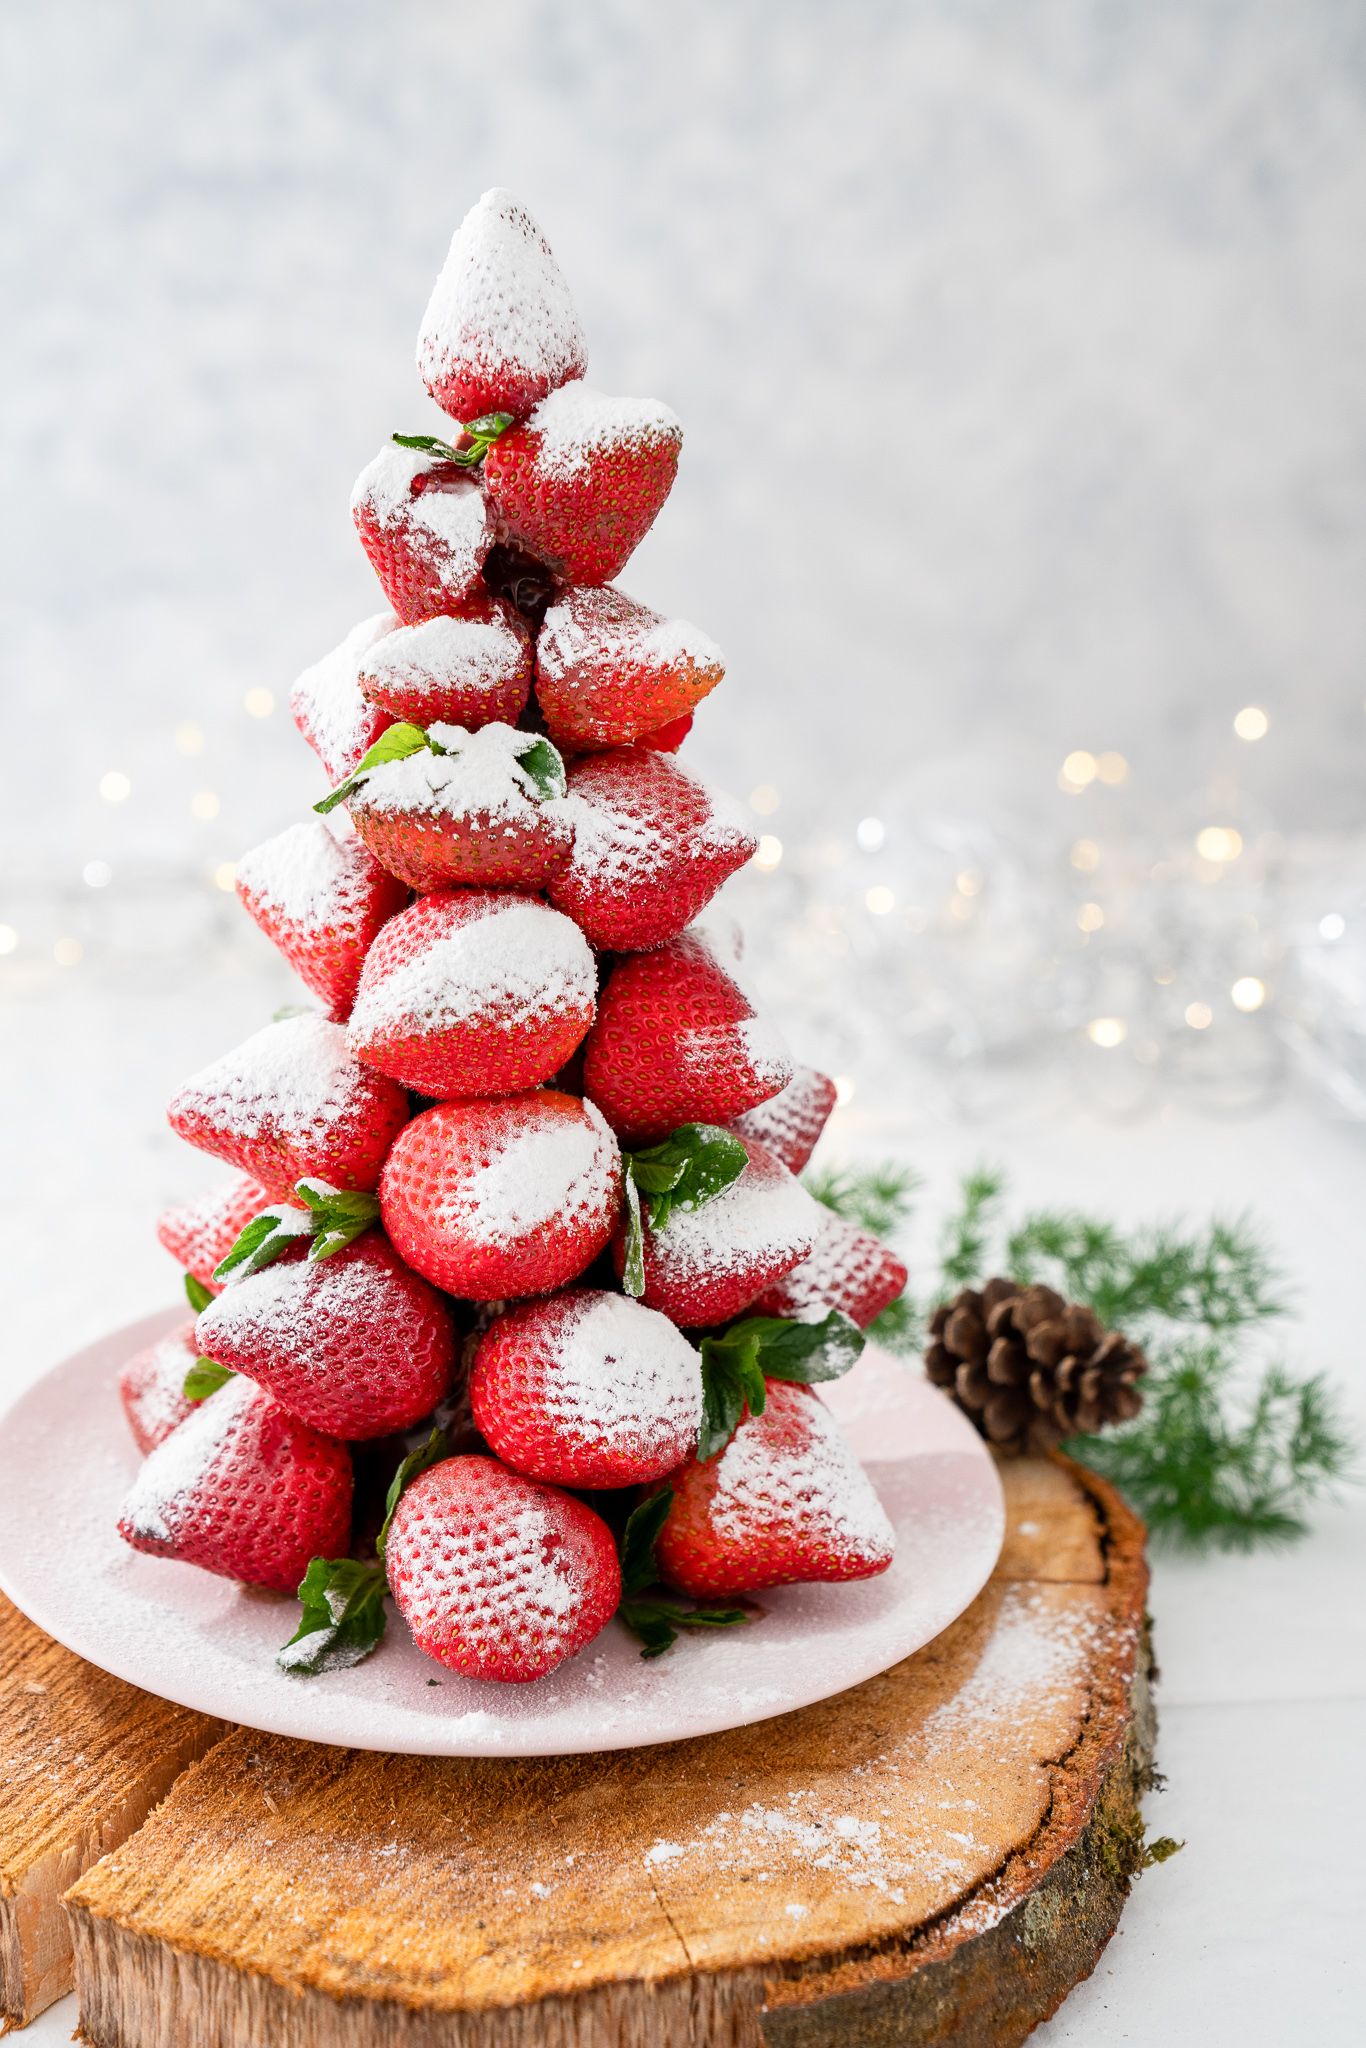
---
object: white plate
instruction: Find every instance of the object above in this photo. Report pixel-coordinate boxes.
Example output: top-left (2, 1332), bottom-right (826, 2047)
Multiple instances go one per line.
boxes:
top-left (0, 1309), bottom-right (1004, 1756)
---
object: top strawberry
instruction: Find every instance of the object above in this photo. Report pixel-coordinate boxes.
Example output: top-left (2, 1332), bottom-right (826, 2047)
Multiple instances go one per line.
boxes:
top-left (417, 189), bottom-right (587, 423)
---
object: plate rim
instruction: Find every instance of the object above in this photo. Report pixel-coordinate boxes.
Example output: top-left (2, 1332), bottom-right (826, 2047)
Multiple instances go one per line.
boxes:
top-left (0, 1308), bottom-right (1005, 1757)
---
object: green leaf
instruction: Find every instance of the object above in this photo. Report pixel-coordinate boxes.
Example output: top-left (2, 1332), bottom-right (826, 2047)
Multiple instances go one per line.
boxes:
top-left (183, 1358), bottom-right (234, 1401)
top-left (695, 1311), bottom-right (863, 1460)
top-left (621, 1171), bottom-right (646, 1299)
top-left (314, 722), bottom-right (430, 814)
top-left (464, 412), bottom-right (513, 441)
top-left (183, 1272), bottom-right (214, 1315)
top-left (624, 1124), bottom-right (748, 1235)
top-left (391, 431), bottom-right (462, 460)
top-left (211, 1205), bottom-right (308, 1284)
top-left (277, 1557), bottom-right (387, 1675)
top-left (293, 1179), bottom-right (381, 1263)
top-left (376, 1426), bottom-right (448, 1563)
top-left (618, 1598), bottom-right (751, 1660)
top-left (619, 1488), bottom-right (674, 1598)
top-left (514, 735), bottom-right (567, 803)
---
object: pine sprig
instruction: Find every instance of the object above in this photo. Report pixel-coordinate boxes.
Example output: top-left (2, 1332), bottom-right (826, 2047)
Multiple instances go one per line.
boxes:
top-left (813, 1153), bottom-right (1353, 1552)
top-left (1071, 1341), bottom-right (1354, 1550)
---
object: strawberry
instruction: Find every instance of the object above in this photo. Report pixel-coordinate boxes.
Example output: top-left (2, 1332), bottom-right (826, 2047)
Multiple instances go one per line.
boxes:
top-left (355, 602), bottom-right (532, 731)
top-left (731, 1064), bottom-right (838, 1175)
top-left (483, 383), bottom-right (682, 587)
top-left (234, 819), bottom-right (409, 1019)
top-left (655, 1381), bottom-right (895, 1597)
top-left (638, 711), bottom-right (694, 753)
top-left (194, 1233), bottom-right (455, 1440)
top-left (548, 746), bottom-right (755, 951)
top-left (753, 1207), bottom-right (909, 1328)
top-left (384, 1454), bottom-right (620, 1682)
top-left (535, 586), bottom-right (724, 753)
top-left (380, 1090), bottom-right (620, 1300)
top-left (167, 1013), bottom-right (409, 1199)
top-left (319, 721), bottom-right (573, 894)
top-left (352, 443), bottom-right (491, 624)
top-left (582, 928), bottom-right (792, 1145)
top-left (347, 890), bottom-right (596, 1099)
top-left (291, 613), bottom-right (397, 782)
top-left (157, 1172), bottom-right (272, 1292)
top-left (118, 1323), bottom-right (198, 1453)
top-left (117, 1372), bottom-right (352, 1594)
top-left (470, 1289), bottom-right (702, 1489)
top-left (612, 1134), bottom-right (815, 1326)
top-left (416, 188), bottom-right (587, 424)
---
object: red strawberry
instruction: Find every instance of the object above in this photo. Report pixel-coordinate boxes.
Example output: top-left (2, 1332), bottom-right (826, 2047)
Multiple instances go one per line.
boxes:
top-left (483, 384), bottom-right (682, 587)
top-left (119, 1323), bottom-right (198, 1453)
top-left (347, 890), bottom-right (595, 1099)
top-left (385, 1454), bottom-right (619, 1682)
top-left (416, 188), bottom-right (587, 423)
top-left (352, 443), bottom-right (491, 624)
top-left (655, 1381), bottom-right (895, 1597)
top-left (548, 746), bottom-right (755, 951)
top-left (470, 1289), bottom-right (702, 1488)
top-left (752, 1207), bottom-right (909, 1328)
top-left (731, 1065), bottom-right (838, 1176)
top-left (355, 602), bottom-right (532, 730)
top-left (117, 1372), bottom-right (352, 1594)
top-left (582, 928), bottom-right (792, 1145)
top-left (157, 1172), bottom-right (272, 1292)
top-left (535, 587), bottom-right (723, 752)
top-left (194, 1234), bottom-right (455, 1440)
top-left (613, 1134), bottom-right (814, 1326)
top-left (234, 820), bottom-right (409, 1019)
top-left (339, 722), bottom-right (573, 893)
top-left (638, 711), bottom-right (694, 753)
top-left (291, 613), bottom-right (397, 782)
top-left (380, 1091), bottom-right (619, 1300)
top-left (167, 1014), bottom-right (409, 1199)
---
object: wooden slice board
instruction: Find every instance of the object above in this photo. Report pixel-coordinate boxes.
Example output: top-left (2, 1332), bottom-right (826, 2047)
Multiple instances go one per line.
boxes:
top-left (3, 1453), bottom-right (1153, 2046)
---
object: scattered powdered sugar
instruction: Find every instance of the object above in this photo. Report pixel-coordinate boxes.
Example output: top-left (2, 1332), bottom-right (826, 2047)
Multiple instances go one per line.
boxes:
top-left (416, 188), bottom-right (586, 413)
top-left (351, 445), bottom-right (490, 594)
top-left (732, 1065), bottom-right (836, 1173)
top-left (348, 899), bottom-right (594, 1040)
top-left (463, 1099), bottom-right (616, 1248)
top-left (234, 818), bottom-right (373, 926)
top-left (120, 1329), bottom-right (197, 1451)
top-left (557, 787), bottom-right (667, 889)
top-left (175, 1015), bottom-right (373, 1141)
top-left (557, 758), bottom-right (750, 892)
top-left (648, 1150), bottom-right (813, 1284)
top-left (544, 1293), bottom-right (702, 1449)
top-left (290, 612), bottom-right (396, 779)
top-left (356, 721), bottom-right (568, 824)
top-left (709, 1390), bottom-right (895, 1565)
top-left (120, 1371), bottom-right (246, 1542)
top-left (360, 614), bottom-right (526, 696)
top-left (538, 586), bottom-right (722, 680)
top-left (522, 381), bottom-right (681, 481)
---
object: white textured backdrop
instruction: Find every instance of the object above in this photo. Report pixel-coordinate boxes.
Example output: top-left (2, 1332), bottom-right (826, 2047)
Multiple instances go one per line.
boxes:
top-left (2, 0), bottom-right (1365, 883)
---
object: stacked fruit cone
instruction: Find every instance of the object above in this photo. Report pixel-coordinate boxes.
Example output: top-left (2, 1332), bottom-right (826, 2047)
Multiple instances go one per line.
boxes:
top-left (115, 191), bottom-right (910, 1685)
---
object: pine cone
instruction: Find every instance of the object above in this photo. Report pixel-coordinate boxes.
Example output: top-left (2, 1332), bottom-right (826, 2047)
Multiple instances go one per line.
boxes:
top-left (925, 1277), bottom-right (1146, 1455)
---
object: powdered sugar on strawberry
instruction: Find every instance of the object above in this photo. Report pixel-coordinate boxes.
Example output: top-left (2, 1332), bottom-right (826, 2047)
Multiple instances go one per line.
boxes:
top-left (358, 614), bottom-right (528, 718)
top-left (709, 1392), bottom-right (896, 1568)
top-left (464, 1098), bottom-right (617, 1248)
top-left (539, 586), bottom-right (721, 681)
top-left (120, 1370), bottom-right (244, 1543)
top-left (355, 722), bottom-right (568, 825)
top-left (417, 188), bottom-right (587, 420)
top-left (176, 1015), bottom-right (376, 1142)
top-left (349, 898), bottom-right (594, 1041)
top-left (540, 1293), bottom-right (702, 1456)
top-left (522, 382), bottom-right (681, 481)
top-left (646, 1148), bottom-right (815, 1287)
top-left (351, 445), bottom-right (490, 598)
top-left (234, 818), bottom-right (381, 927)
top-left (290, 613), bottom-right (396, 781)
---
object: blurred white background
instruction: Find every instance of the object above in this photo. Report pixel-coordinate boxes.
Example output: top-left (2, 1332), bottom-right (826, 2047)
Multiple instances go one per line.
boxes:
top-left (2, 5), bottom-right (1363, 2043)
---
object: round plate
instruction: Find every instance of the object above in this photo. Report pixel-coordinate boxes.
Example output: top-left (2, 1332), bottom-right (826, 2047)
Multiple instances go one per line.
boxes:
top-left (0, 1309), bottom-right (1004, 1756)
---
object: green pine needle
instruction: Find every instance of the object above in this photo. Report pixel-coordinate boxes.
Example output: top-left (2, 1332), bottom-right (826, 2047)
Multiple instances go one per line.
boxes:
top-left (810, 1151), bottom-right (1353, 1554)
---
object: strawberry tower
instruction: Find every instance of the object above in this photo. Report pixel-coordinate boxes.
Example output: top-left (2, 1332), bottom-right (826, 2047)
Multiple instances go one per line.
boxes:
top-left (118, 190), bottom-right (911, 1683)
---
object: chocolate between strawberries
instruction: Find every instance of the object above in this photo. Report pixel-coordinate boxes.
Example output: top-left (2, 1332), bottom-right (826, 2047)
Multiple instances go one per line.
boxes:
top-left (122, 188), bottom-right (911, 1687)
